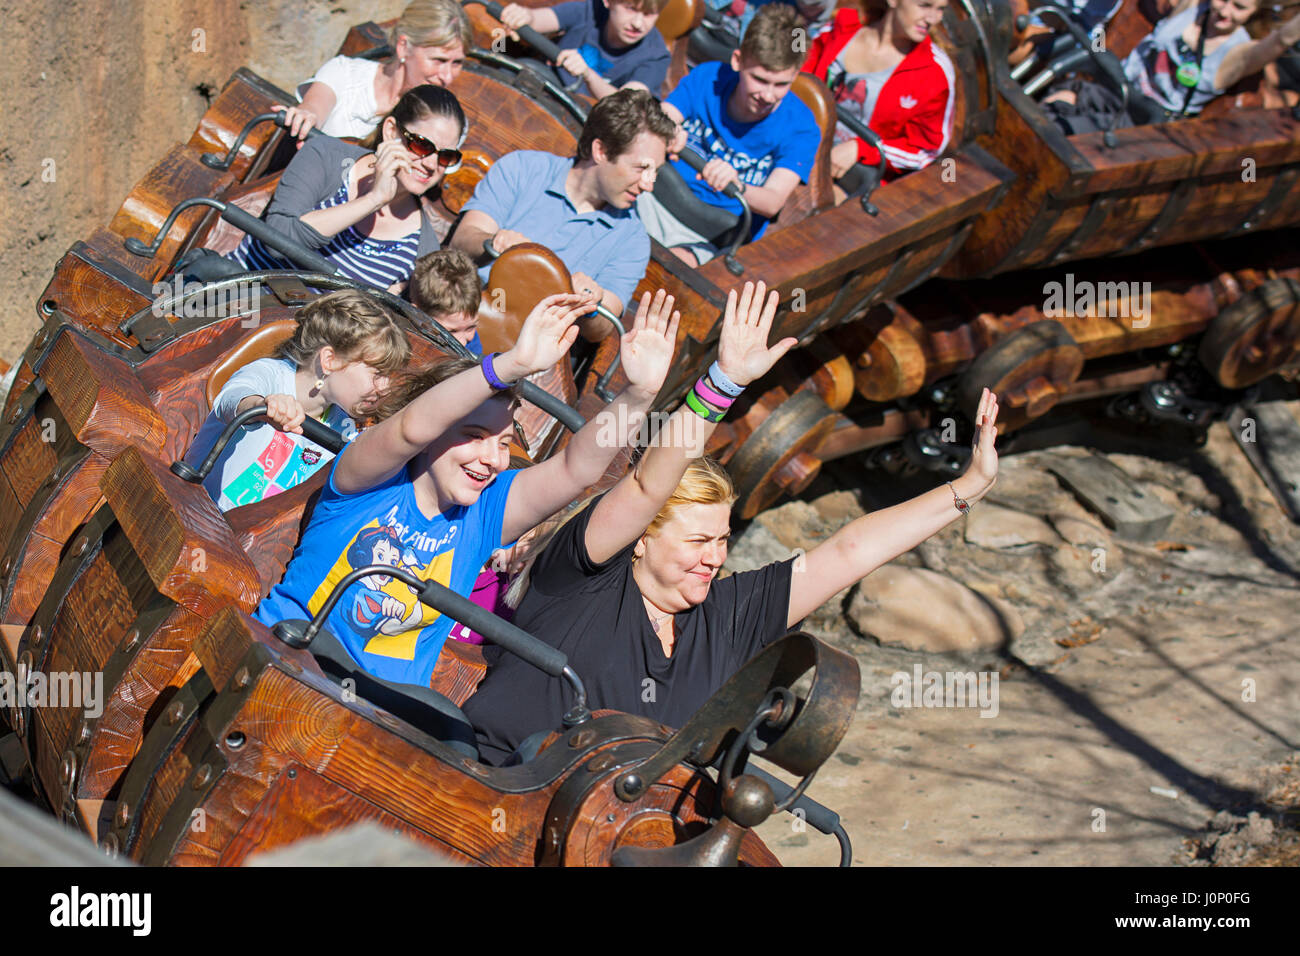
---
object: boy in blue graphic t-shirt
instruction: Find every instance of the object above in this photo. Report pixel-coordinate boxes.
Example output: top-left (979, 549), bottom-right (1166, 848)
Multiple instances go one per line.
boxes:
top-left (499, 0), bottom-right (672, 99)
top-left (638, 3), bottom-right (819, 266)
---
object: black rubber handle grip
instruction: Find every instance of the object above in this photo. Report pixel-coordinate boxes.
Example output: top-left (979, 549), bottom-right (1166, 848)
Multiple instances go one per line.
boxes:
top-left (676, 145), bottom-right (743, 200)
top-left (480, 0), bottom-right (565, 61)
top-left (417, 577), bottom-right (568, 676)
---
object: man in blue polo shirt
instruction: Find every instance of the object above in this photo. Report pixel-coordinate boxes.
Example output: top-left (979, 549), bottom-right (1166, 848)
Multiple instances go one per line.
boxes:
top-left (639, 3), bottom-right (819, 266)
top-left (451, 88), bottom-right (676, 340)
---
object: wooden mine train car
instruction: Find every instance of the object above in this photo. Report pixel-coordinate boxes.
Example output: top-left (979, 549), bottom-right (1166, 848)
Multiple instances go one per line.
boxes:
top-left (2, 0), bottom-right (1299, 863)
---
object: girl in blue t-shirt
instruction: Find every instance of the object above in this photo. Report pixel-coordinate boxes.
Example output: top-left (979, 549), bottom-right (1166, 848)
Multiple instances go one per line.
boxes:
top-left (255, 287), bottom-right (682, 687)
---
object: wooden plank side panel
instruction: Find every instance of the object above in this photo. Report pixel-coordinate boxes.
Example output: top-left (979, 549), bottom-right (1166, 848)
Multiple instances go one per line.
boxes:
top-left (227, 670), bottom-right (554, 865)
top-left (704, 152), bottom-right (1004, 297)
top-left (133, 724), bottom-right (198, 859)
top-left (83, 607), bottom-right (206, 799)
top-left (108, 145), bottom-right (236, 277)
top-left (218, 765), bottom-right (480, 867)
top-left (1071, 110), bottom-right (1300, 192)
top-left (1, 457), bottom-right (109, 627)
top-left (187, 69), bottom-right (292, 183)
top-left (0, 415), bottom-right (58, 511)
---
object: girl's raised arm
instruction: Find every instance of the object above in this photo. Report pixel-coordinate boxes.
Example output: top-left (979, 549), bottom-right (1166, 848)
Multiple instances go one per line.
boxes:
top-left (786, 389), bottom-right (1001, 628)
top-left (500, 290), bottom-right (683, 546)
top-left (333, 293), bottom-right (588, 495)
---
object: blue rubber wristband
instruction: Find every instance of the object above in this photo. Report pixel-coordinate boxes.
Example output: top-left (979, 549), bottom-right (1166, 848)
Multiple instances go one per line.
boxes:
top-left (482, 353), bottom-right (512, 390)
top-left (707, 361), bottom-right (744, 398)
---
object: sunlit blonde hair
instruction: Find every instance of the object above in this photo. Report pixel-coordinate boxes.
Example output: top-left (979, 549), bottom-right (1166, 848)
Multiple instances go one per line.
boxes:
top-left (392, 0), bottom-right (473, 52)
top-left (644, 456), bottom-right (736, 538)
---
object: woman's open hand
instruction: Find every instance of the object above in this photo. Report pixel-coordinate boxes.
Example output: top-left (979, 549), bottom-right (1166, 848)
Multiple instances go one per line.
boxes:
top-left (370, 139), bottom-right (410, 207)
top-left (957, 387), bottom-right (1000, 502)
top-left (620, 290), bottom-right (680, 400)
top-left (499, 293), bottom-right (588, 379)
top-left (715, 281), bottom-right (797, 388)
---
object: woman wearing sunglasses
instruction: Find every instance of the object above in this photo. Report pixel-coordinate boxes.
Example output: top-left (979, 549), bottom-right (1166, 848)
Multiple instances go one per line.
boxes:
top-left (228, 84), bottom-right (467, 292)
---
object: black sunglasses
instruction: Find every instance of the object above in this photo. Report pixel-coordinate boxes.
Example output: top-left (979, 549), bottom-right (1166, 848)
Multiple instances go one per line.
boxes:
top-left (397, 124), bottom-right (462, 168)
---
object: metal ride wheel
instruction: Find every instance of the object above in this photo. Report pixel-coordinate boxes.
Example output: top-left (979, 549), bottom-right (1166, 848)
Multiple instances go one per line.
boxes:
top-left (1197, 277), bottom-right (1300, 389)
top-left (955, 320), bottom-right (1084, 430)
top-left (727, 390), bottom-right (837, 521)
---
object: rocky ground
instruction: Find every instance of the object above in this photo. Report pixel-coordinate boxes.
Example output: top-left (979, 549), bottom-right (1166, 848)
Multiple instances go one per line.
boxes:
top-left (742, 399), bottom-right (1300, 867)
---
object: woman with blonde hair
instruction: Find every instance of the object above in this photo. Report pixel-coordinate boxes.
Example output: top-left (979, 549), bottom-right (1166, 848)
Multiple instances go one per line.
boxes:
top-left (277, 0), bottom-right (474, 139)
top-left (464, 281), bottom-right (1001, 765)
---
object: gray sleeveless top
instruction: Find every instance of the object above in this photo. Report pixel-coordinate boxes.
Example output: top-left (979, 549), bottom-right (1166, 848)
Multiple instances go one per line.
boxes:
top-left (1123, 0), bottom-right (1250, 115)
top-left (827, 55), bottom-right (894, 145)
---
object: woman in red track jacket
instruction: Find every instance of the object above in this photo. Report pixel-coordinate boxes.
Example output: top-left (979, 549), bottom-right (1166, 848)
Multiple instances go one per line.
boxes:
top-left (801, 0), bottom-right (956, 192)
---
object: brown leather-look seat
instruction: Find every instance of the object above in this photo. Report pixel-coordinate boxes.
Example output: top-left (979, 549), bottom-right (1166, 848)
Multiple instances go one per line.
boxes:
top-left (475, 242), bottom-right (573, 354)
top-left (659, 0), bottom-right (706, 94)
top-left (767, 72), bottom-right (837, 232)
top-left (204, 319), bottom-right (298, 409)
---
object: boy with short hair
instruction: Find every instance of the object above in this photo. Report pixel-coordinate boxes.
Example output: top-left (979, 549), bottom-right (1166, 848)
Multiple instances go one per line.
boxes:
top-left (639, 3), bottom-right (820, 265)
top-left (499, 0), bottom-right (673, 99)
top-left (410, 248), bottom-right (484, 352)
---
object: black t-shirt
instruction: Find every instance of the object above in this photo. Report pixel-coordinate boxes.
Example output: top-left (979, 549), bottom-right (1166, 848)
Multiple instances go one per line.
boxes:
top-left (463, 497), bottom-right (795, 765)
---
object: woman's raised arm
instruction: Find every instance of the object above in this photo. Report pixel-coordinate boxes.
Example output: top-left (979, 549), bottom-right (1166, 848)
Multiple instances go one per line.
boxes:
top-left (786, 389), bottom-right (1001, 628)
top-left (581, 281), bottom-right (796, 565)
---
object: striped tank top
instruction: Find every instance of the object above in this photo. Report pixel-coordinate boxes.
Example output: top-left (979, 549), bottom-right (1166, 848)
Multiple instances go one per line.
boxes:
top-left (231, 178), bottom-right (421, 289)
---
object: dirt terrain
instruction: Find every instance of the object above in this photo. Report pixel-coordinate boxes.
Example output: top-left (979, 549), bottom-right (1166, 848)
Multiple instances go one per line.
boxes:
top-left (0, 0), bottom-right (407, 369)
top-left (744, 399), bottom-right (1300, 866)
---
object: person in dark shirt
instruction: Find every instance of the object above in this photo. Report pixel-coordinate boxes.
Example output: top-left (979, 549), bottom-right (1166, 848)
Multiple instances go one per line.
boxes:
top-left (464, 282), bottom-right (1003, 764)
top-left (498, 0), bottom-right (673, 99)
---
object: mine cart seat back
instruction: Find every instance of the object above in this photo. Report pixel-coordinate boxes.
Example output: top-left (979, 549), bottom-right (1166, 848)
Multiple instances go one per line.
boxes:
top-left (476, 243), bottom-right (575, 354)
top-left (788, 73), bottom-right (839, 219)
top-left (660, 0), bottom-right (707, 93)
top-left (204, 319), bottom-right (298, 411)
top-left (306, 627), bottom-right (480, 759)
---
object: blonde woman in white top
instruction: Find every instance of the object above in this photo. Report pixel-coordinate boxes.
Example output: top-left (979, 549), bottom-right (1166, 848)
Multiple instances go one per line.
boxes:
top-left (277, 0), bottom-right (474, 140)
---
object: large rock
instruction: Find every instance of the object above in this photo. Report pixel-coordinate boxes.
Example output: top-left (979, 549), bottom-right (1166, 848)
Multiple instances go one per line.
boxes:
top-left (964, 501), bottom-right (1061, 549)
top-left (847, 565), bottom-right (1024, 652)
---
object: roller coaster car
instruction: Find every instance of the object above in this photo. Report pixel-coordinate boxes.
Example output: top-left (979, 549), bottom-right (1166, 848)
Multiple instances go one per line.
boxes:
top-left (107, 601), bottom-right (857, 866)
top-left (945, 0), bottom-right (1300, 277)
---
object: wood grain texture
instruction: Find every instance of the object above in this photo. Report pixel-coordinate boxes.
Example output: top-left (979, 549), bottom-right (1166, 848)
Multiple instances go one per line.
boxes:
top-left (40, 330), bottom-right (167, 453)
top-left (100, 447), bottom-right (261, 615)
top-left (1, 454), bottom-right (109, 627)
top-left (82, 606), bottom-right (207, 801)
top-left (35, 241), bottom-right (155, 349)
top-left (186, 68), bottom-right (292, 183)
top-left (218, 764), bottom-right (480, 866)
top-left (108, 144), bottom-right (236, 282)
top-left (429, 640), bottom-right (488, 707)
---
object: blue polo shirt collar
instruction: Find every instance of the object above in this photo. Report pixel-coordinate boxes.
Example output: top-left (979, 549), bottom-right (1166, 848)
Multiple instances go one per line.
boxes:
top-left (543, 159), bottom-right (621, 228)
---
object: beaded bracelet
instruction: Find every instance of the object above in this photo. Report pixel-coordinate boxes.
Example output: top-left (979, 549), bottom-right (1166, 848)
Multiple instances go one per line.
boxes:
top-left (481, 353), bottom-right (514, 391)
top-left (707, 361), bottom-right (744, 398)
